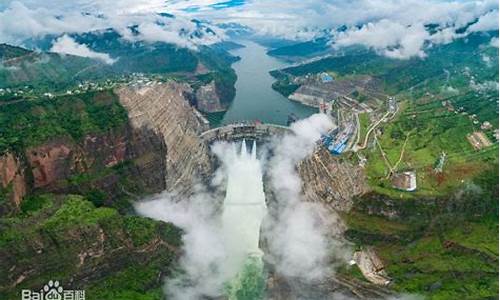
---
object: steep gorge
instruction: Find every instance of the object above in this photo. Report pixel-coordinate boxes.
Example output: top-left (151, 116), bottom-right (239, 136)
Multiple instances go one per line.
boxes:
top-left (0, 82), bottom-right (213, 214)
top-left (116, 83), bottom-right (212, 194)
top-left (0, 83), bottom-right (215, 298)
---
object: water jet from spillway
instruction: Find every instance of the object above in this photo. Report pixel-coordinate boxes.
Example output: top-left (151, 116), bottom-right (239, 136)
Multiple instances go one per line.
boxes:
top-left (222, 140), bottom-right (267, 299)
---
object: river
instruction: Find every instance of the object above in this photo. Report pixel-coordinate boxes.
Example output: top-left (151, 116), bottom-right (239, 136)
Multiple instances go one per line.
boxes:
top-left (213, 40), bottom-right (317, 126)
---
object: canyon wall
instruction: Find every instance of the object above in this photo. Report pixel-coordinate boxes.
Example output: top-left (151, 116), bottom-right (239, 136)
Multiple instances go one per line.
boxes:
top-left (298, 147), bottom-right (368, 212)
top-left (116, 83), bottom-right (212, 195)
top-left (0, 195), bottom-right (182, 298)
top-left (195, 80), bottom-right (227, 112)
top-left (0, 153), bottom-right (27, 214)
top-left (0, 126), bottom-right (167, 214)
top-left (0, 82), bottom-right (213, 214)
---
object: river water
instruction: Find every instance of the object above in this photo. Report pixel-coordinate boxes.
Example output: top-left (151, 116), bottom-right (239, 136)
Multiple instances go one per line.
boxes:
top-left (215, 40), bottom-right (317, 126)
top-left (222, 140), bottom-right (267, 299)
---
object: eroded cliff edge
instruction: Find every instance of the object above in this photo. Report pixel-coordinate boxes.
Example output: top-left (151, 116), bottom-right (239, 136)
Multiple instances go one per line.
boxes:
top-left (298, 147), bottom-right (368, 212)
top-left (0, 82), bottom-right (214, 298)
top-left (116, 82), bottom-right (212, 194)
top-left (0, 82), bottom-right (213, 215)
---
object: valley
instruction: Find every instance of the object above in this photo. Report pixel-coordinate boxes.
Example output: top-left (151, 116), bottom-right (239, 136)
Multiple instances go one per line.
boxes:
top-left (0, 3), bottom-right (498, 300)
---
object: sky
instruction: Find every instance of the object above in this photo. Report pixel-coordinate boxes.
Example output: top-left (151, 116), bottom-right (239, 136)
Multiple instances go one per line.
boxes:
top-left (0, 0), bottom-right (498, 59)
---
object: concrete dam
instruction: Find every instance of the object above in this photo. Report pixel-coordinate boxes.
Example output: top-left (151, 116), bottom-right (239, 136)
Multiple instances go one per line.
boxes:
top-left (199, 122), bottom-right (290, 144)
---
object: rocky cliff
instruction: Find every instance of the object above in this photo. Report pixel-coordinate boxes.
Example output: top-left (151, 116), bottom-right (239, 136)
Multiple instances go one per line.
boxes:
top-left (0, 82), bottom-right (213, 214)
top-left (195, 80), bottom-right (226, 112)
top-left (116, 82), bottom-right (212, 195)
top-left (0, 124), bottom-right (167, 215)
top-left (0, 153), bottom-right (27, 213)
top-left (0, 195), bottom-right (182, 299)
top-left (298, 147), bottom-right (368, 212)
top-left (0, 82), bottom-right (215, 298)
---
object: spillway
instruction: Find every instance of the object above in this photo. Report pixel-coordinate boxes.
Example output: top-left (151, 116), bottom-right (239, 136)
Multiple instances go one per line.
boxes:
top-left (222, 140), bottom-right (267, 299)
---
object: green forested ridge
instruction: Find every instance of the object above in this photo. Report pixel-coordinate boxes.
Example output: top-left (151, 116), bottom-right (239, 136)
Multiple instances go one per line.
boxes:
top-left (1, 30), bottom-right (239, 107)
top-left (345, 167), bottom-right (498, 299)
top-left (195, 45), bottom-right (238, 105)
top-left (0, 83), bottom-right (182, 298)
top-left (267, 37), bottom-right (330, 58)
top-left (0, 194), bottom-right (182, 300)
top-left (271, 31), bottom-right (499, 299)
top-left (0, 89), bottom-right (161, 215)
top-left (0, 90), bottom-right (128, 154)
top-left (0, 44), bottom-right (31, 60)
top-left (272, 32), bottom-right (498, 94)
top-left (0, 46), bottom-right (110, 90)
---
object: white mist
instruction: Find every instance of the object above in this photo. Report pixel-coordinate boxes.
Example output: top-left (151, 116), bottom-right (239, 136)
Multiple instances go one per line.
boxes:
top-left (221, 140), bottom-right (267, 278)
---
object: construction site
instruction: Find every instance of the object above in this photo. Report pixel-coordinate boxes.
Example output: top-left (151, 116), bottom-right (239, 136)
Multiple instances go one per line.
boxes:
top-left (288, 75), bottom-right (383, 110)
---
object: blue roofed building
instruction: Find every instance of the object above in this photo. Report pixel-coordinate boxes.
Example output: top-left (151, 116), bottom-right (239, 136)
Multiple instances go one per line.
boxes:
top-left (320, 72), bottom-right (333, 83)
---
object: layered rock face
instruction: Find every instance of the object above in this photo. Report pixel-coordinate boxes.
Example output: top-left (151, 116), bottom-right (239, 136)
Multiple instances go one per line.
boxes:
top-left (195, 81), bottom-right (226, 112)
top-left (0, 82), bottom-right (212, 213)
top-left (0, 153), bottom-right (27, 212)
top-left (298, 147), bottom-right (368, 212)
top-left (116, 82), bottom-right (212, 194)
top-left (25, 127), bottom-right (167, 192)
top-left (0, 195), bottom-right (182, 299)
top-left (0, 125), bottom-right (167, 215)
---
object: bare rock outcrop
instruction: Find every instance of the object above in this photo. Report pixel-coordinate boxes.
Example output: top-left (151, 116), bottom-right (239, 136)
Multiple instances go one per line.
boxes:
top-left (0, 153), bottom-right (26, 211)
top-left (27, 142), bottom-right (73, 189)
top-left (23, 128), bottom-right (148, 193)
top-left (195, 80), bottom-right (226, 112)
top-left (353, 248), bottom-right (392, 286)
top-left (298, 147), bottom-right (368, 212)
top-left (116, 82), bottom-right (212, 194)
top-left (1, 82), bottom-right (212, 212)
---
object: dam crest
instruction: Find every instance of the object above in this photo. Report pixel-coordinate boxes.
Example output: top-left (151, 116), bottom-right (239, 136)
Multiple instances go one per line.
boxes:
top-left (200, 122), bottom-right (290, 144)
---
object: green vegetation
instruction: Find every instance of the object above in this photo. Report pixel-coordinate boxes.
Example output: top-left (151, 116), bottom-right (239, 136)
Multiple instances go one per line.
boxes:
top-left (65, 159), bottom-right (160, 213)
top-left (363, 95), bottom-right (498, 198)
top-left (1, 31), bottom-right (240, 111)
top-left (42, 195), bottom-right (118, 232)
top-left (271, 30), bottom-right (499, 199)
top-left (345, 167), bottom-right (498, 300)
top-left (0, 45), bottom-right (109, 90)
top-left (336, 264), bottom-right (368, 283)
top-left (358, 113), bottom-right (370, 143)
top-left (271, 80), bottom-right (300, 97)
top-left (195, 45), bottom-right (239, 105)
top-left (125, 216), bottom-right (159, 247)
top-left (0, 43), bottom-right (31, 60)
top-left (274, 32), bottom-right (498, 94)
top-left (86, 266), bottom-right (165, 300)
top-left (0, 194), bottom-right (182, 300)
top-left (0, 90), bottom-right (128, 154)
top-left (267, 37), bottom-right (330, 58)
top-left (271, 31), bottom-right (500, 299)
top-left (20, 194), bottom-right (53, 216)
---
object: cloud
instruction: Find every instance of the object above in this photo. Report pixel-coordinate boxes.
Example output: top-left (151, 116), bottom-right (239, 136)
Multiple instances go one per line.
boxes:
top-left (170, 0), bottom-right (498, 59)
top-left (467, 9), bottom-right (499, 32)
top-left (50, 34), bottom-right (116, 64)
top-left (0, 1), bottom-right (106, 45)
top-left (0, 1), bottom-right (223, 49)
top-left (329, 5), bottom-right (498, 59)
top-left (334, 20), bottom-right (429, 59)
top-left (263, 114), bottom-right (352, 280)
top-left (134, 20), bottom-right (223, 50)
top-left (490, 37), bottom-right (499, 47)
top-left (0, 0), bottom-right (497, 58)
top-left (135, 186), bottom-right (227, 300)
